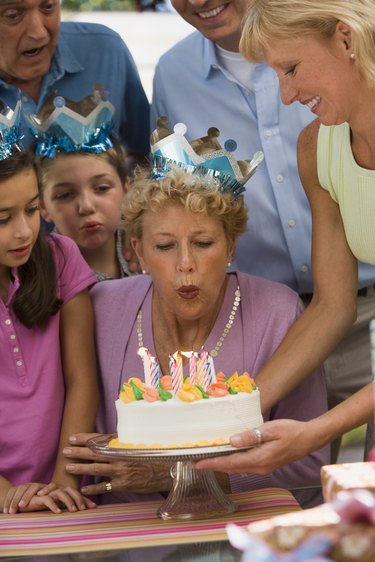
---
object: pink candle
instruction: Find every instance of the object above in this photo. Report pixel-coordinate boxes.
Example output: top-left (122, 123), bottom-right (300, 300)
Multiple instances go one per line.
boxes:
top-left (197, 349), bottom-right (209, 390)
top-left (181, 351), bottom-right (198, 385)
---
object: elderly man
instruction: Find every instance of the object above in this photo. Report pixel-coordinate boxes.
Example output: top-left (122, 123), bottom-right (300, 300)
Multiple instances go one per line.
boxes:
top-left (151, 0), bottom-right (375, 459)
top-left (0, 0), bottom-right (150, 165)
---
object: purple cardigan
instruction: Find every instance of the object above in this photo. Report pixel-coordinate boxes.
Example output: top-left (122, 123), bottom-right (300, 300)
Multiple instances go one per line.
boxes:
top-left (91, 272), bottom-right (329, 505)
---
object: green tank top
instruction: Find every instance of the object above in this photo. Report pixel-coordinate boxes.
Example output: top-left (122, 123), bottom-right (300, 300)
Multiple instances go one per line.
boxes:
top-left (317, 122), bottom-right (375, 265)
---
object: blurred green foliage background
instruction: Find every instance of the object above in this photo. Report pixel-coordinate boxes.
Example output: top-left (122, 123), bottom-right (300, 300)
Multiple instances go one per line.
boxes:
top-left (62, 0), bottom-right (137, 11)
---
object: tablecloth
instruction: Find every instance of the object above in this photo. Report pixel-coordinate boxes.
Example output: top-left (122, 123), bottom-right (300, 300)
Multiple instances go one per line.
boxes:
top-left (0, 488), bottom-right (300, 556)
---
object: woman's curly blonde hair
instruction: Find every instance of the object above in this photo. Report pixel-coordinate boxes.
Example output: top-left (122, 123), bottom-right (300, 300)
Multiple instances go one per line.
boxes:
top-left (122, 165), bottom-right (248, 244)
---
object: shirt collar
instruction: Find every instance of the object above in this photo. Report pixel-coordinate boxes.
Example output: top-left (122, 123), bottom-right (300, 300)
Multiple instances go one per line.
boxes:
top-left (202, 36), bottom-right (222, 79)
top-left (6, 268), bottom-right (20, 307)
top-left (202, 38), bottom-right (276, 93)
top-left (37, 32), bottom-right (83, 105)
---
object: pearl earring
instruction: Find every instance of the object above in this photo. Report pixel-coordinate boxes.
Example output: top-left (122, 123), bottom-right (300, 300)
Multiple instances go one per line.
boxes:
top-left (227, 261), bottom-right (232, 268)
top-left (142, 269), bottom-right (147, 274)
top-left (350, 53), bottom-right (356, 60)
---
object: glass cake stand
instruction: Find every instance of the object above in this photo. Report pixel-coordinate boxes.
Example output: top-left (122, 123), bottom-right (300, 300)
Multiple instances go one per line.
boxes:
top-left (87, 434), bottom-right (250, 521)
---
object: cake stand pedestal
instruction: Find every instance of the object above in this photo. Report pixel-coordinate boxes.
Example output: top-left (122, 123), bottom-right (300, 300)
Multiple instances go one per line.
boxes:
top-left (158, 459), bottom-right (235, 520)
top-left (87, 434), bottom-right (248, 521)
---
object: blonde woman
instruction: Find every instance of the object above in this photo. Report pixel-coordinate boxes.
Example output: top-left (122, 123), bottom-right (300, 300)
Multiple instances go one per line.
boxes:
top-left (196, 0), bottom-right (375, 476)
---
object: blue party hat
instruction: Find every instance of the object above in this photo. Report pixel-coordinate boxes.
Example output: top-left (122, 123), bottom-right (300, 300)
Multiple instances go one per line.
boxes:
top-left (27, 85), bottom-right (115, 158)
top-left (0, 100), bottom-right (23, 161)
top-left (150, 116), bottom-right (264, 197)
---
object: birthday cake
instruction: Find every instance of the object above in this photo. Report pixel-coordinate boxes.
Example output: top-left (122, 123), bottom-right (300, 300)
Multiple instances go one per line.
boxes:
top-left (110, 349), bottom-right (263, 449)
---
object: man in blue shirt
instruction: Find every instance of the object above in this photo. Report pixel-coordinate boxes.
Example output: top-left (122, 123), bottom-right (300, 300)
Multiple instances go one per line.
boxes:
top-left (0, 0), bottom-right (150, 166)
top-left (151, 0), bottom-right (375, 458)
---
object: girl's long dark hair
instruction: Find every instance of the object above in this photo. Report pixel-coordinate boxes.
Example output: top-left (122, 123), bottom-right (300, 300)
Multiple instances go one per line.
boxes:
top-left (1, 151), bottom-right (62, 327)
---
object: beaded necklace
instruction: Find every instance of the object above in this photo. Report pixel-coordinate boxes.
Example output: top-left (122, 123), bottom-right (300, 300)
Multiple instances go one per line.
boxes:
top-left (136, 285), bottom-right (241, 358)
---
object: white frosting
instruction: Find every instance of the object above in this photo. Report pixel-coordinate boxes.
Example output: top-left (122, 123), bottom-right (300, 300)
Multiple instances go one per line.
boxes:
top-left (116, 390), bottom-right (263, 447)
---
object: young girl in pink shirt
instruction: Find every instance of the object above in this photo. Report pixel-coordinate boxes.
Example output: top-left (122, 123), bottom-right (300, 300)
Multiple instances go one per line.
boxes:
top-left (0, 149), bottom-right (98, 514)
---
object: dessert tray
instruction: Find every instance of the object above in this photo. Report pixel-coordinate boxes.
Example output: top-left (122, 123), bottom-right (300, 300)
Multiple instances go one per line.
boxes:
top-left (87, 434), bottom-right (251, 521)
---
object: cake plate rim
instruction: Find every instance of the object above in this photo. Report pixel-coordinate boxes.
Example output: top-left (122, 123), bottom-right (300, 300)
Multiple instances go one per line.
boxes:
top-left (87, 433), bottom-right (253, 462)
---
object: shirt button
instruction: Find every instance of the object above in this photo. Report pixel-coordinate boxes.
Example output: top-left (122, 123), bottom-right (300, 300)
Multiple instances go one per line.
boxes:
top-left (10, 334), bottom-right (16, 340)
top-left (22, 95), bottom-right (28, 102)
top-left (16, 360), bottom-right (23, 367)
top-left (300, 264), bottom-right (309, 273)
top-left (288, 219), bottom-right (296, 227)
top-left (265, 129), bottom-right (273, 137)
top-left (5, 319), bottom-right (11, 325)
top-left (276, 174), bottom-right (284, 183)
top-left (13, 347), bottom-right (19, 353)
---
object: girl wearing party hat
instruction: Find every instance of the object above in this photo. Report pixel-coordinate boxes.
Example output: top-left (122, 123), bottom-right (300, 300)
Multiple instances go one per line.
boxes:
top-left (0, 101), bottom-right (98, 514)
top-left (30, 88), bottom-right (132, 281)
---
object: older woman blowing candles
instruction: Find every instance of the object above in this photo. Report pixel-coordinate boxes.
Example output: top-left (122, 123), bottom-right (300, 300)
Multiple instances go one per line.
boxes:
top-left (63, 121), bottom-right (328, 508)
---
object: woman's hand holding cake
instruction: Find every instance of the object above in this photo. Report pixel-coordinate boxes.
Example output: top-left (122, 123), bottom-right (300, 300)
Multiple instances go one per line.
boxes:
top-left (64, 434), bottom-right (172, 496)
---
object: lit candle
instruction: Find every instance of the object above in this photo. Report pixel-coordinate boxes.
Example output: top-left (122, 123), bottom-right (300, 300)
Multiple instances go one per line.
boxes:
top-left (170, 351), bottom-right (184, 395)
top-left (181, 351), bottom-right (198, 385)
top-left (149, 355), bottom-right (161, 389)
top-left (197, 349), bottom-right (209, 389)
top-left (206, 354), bottom-right (217, 386)
top-left (137, 347), bottom-right (160, 388)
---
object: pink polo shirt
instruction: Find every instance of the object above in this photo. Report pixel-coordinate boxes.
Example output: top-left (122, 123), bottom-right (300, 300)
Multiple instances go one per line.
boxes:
top-left (0, 233), bottom-right (97, 485)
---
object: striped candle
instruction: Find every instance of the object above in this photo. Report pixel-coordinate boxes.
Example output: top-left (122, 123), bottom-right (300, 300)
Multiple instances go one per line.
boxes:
top-left (181, 351), bottom-right (198, 385)
top-left (206, 354), bottom-right (217, 385)
top-left (137, 346), bottom-right (160, 388)
top-left (169, 353), bottom-right (175, 379)
top-left (149, 355), bottom-right (161, 389)
top-left (190, 351), bottom-right (198, 385)
top-left (170, 351), bottom-right (184, 395)
top-left (197, 349), bottom-right (209, 390)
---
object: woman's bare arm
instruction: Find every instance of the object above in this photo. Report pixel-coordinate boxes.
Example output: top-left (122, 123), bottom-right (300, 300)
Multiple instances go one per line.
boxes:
top-left (256, 120), bottom-right (358, 413)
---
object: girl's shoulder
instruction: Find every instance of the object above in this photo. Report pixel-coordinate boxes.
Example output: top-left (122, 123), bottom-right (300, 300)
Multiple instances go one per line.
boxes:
top-left (46, 231), bottom-right (78, 254)
top-left (45, 232), bottom-right (96, 295)
top-left (46, 232), bottom-right (89, 270)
